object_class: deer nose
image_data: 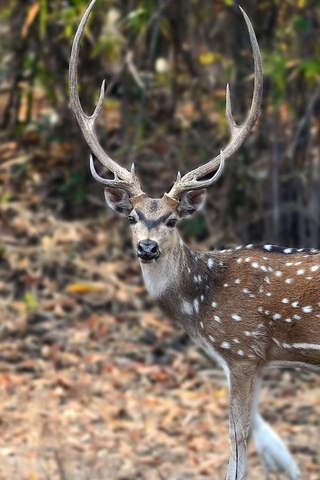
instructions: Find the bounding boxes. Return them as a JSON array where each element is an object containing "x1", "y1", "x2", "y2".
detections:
[{"x1": 137, "y1": 239, "x2": 160, "y2": 261}]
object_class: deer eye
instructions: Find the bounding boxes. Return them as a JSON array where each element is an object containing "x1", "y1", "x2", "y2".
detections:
[
  {"x1": 128, "y1": 215, "x2": 137, "y2": 225},
  {"x1": 166, "y1": 217, "x2": 177, "y2": 228}
]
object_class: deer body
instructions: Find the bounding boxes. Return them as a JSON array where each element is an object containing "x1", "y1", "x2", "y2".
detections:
[
  {"x1": 69, "y1": 2, "x2": 319, "y2": 478},
  {"x1": 142, "y1": 239, "x2": 319, "y2": 480},
  {"x1": 144, "y1": 242, "x2": 320, "y2": 367}
]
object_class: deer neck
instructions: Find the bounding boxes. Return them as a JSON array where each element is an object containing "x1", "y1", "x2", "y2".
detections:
[
  {"x1": 140, "y1": 239, "x2": 187, "y2": 299},
  {"x1": 140, "y1": 238, "x2": 219, "y2": 325}
]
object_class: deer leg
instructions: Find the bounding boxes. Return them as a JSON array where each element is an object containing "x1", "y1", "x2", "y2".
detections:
[
  {"x1": 252, "y1": 380, "x2": 301, "y2": 480},
  {"x1": 226, "y1": 363, "x2": 257, "y2": 480}
]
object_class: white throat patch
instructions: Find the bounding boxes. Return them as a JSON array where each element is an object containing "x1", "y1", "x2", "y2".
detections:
[{"x1": 140, "y1": 253, "x2": 180, "y2": 298}]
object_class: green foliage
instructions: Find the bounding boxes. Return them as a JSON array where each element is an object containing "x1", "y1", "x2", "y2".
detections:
[
  {"x1": 264, "y1": 49, "x2": 287, "y2": 105},
  {"x1": 298, "y1": 58, "x2": 320, "y2": 82},
  {"x1": 23, "y1": 292, "x2": 39, "y2": 312},
  {"x1": 125, "y1": 7, "x2": 150, "y2": 32},
  {"x1": 59, "y1": 170, "x2": 87, "y2": 205},
  {"x1": 40, "y1": 0, "x2": 48, "y2": 38},
  {"x1": 291, "y1": 14, "x2": 310, "y2": 33},
  {"x1": 0, "y1": 243, "x2": 6, "y2": 260}
]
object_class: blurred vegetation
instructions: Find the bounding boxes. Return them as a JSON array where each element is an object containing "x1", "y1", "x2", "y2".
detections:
[{"x1": 0, "y1": 0, "x2": 320, "y2": 248}]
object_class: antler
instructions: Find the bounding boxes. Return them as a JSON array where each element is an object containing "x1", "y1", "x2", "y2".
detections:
[
  {"x1": 69, "y1": 0, "x2": 143, "y2": 197},
  {"x1": 167, "y1": 6, "x2": 263, "y2": 200}
]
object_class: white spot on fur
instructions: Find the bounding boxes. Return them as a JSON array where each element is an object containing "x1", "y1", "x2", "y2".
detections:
[
  {"x1": 282, "y1": 342, "x2": 320, "y2": 351},
  {"x1": 311, "y1": 265, "x2": 319, "y2": 272},
  {"x1": 282, "y1": 298, "x2": 289, "y2": 304},
  {"x1": 214, "y1": 315, "x2": 221, "y2": 323},
  {"x1": 285, "y1": 278, "x2": 294, "y2": 284},
  {"x1": 235, "y1": 278, "x2": 241, "y2": 284},
  {"x1": 273, "y1": 313, "x2": 281, "y2": 320},
  {"x1": 211, "y1": 301, "x2": 217, "y2": 308},
  {"x1": 293, "y1": 314, "x2": 301, "y2": 320},
  {"x1": 237, "y1": 349, "x2": 244, "y2": 356},
  {"x1": 284, "y1": 248, "x2": 292, "y2": 253},
  {"x1": 193, "y1": 298, "x2": 199, "y2": 313},
  {"x1": 275, "y1": 270, "x2": 282, "y2": 277},
  {"x1": 302, "y1": 305, "x2": 312, "y2": 313},
  {"x1": 291, "y1": 301, "x2": 299, "y2": 308},
  {"x1": 231, "y1": 313, "x2": 242, "y2": 321},
  {"x1": 181, "y1": 300, "x2": 193, "y2": 315},
  {"x1": 221, "y1": 341, "x2": 231, "y2": 349},
  {"x1": 207, "y1": 258, "x2": 214, "y2": 269},
  {"x1": 264, "y1": 245, "x2": 272, "y2": 251},
  {"x1": 251, "y1": 262, "x2": 259, "y2": 269},
  {"x1": 297, "y1": 269, "x2": 305, "y2": 275}
]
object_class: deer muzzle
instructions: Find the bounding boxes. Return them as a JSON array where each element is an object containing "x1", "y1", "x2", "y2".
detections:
[{"x1": 137, "y1": 239, "x2": 160, "y2": 262}]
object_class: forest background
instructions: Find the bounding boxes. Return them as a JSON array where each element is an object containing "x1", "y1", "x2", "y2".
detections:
[{"x1": 0, "y1": 1, "x2": 319, "y2": 479}]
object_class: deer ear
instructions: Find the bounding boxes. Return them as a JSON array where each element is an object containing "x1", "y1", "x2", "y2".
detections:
[
  {"x1": 104, "y1": 187, "x2": 133, "y2": 216},
  {"x1": 178, "y1": 189, "x2": 207, "y2": 217}
]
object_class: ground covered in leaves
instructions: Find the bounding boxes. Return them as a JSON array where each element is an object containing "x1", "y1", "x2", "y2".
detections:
[{"x1": 0, "y1": 142, "x2": 319, "y2": 479}]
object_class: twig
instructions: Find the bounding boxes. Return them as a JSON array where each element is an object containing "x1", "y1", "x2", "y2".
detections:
[
  {"x1": 288, "y1": 82, "x2": 320, "y2": 161},
  {"x1": 125, "y1": 51, "x2": 145, "y2": 90}
]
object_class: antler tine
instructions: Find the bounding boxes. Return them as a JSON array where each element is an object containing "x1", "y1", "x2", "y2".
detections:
[
  {"x1": 69, "y1": 0, "x2": 143, "y2": 196},
  {"x1": 91, "y1": 78, "x2": 107, "y2": 121},
  {"x1": 226, "y1": 83, "x2": 238, "y2": 134},
  {"x1": 167, "y1": 6, "x2": 263, "y2": 199}
]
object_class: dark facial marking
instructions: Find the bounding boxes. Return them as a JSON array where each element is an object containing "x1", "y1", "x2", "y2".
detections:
[
  {"x1": 149, "y1": 200, "x2": 159, "y2": 213},
  {"x1": 135, "y1": 209, "x2": 172, "y2": 229}
]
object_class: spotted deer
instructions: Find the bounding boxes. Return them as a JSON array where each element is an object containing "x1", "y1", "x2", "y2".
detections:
[{"x1": 69, "y1": 1, "x2": 319, "y2": 479}]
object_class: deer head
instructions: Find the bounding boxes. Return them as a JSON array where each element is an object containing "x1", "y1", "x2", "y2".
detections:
[{"x1": 69, "y1": 0, "x2": 263, "y2": 264}]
